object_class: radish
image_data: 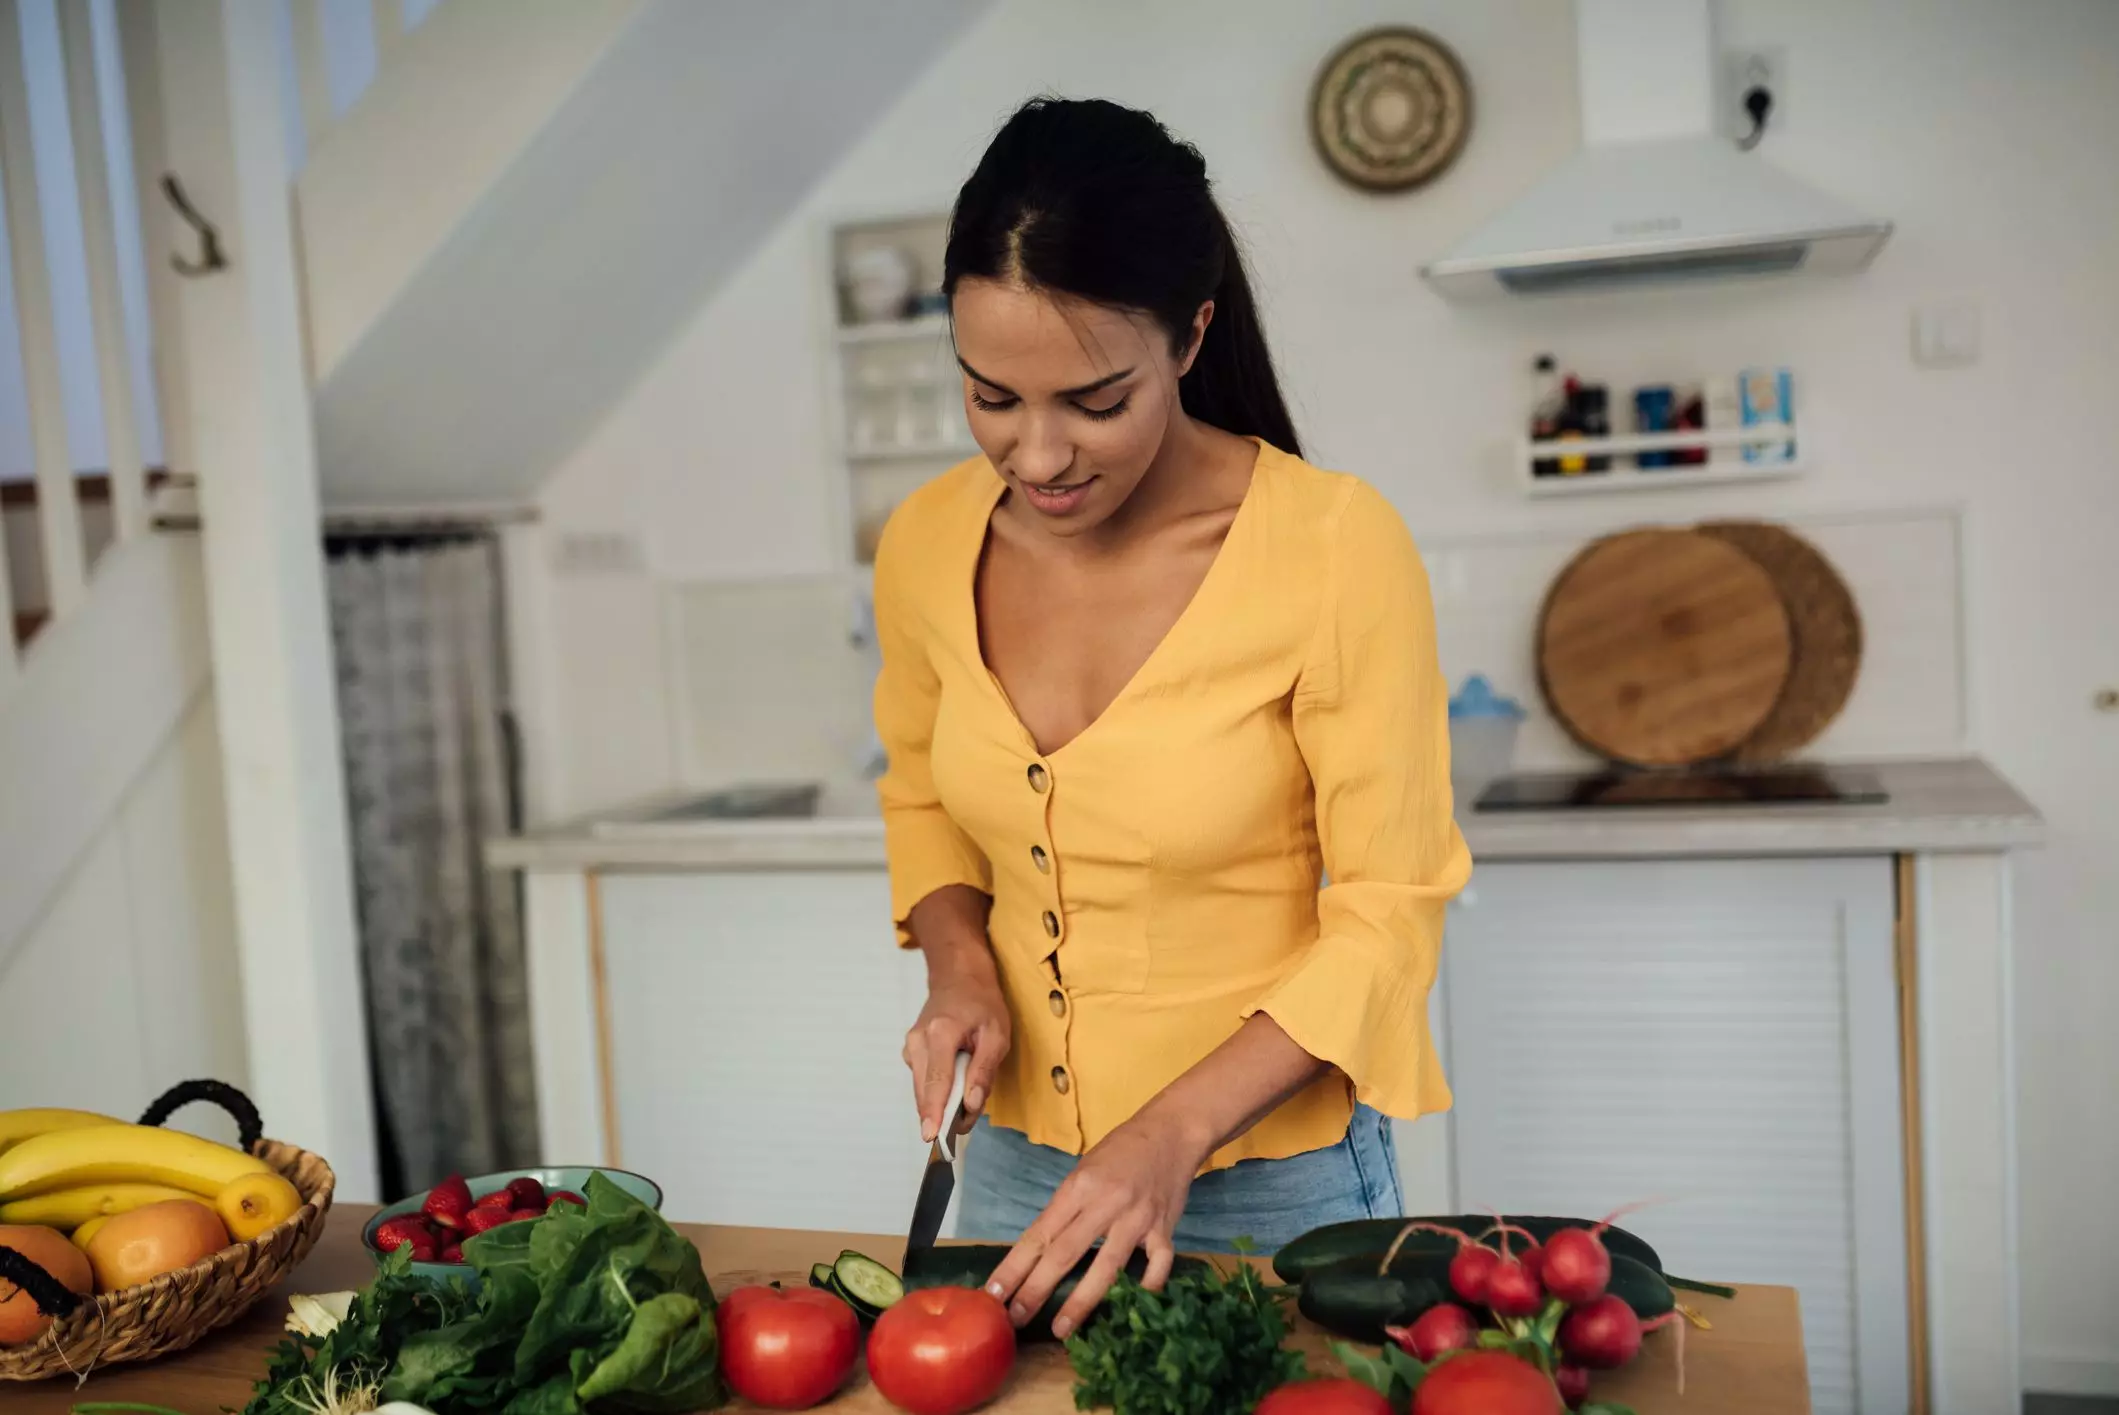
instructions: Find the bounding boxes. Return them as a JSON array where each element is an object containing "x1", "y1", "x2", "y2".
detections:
[
  {"x1": 1386, "y1": 1303, "x2": 1477, "y2": 1362},
  {"x1": 1479, "y1": 1215, "x2": 1544, "y2": 1319},
  {"x1": 1447, "y1": 1244, "x2": 1499, "y2": 1305},
  {"x1": 1540, "y1": 1227, "x2": 1610, "y2": 1305},
  {"x1": 1560, "y1": 1293, "x2": 1687, "y2": 1390},
  {"x1": 1555, "y1": 1363, "x2": 1591, "y2": 1410}
]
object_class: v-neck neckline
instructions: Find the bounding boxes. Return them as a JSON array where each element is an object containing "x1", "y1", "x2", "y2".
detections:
[{"x1": 965, "y1": 439, "x2": 1267, "y2": 761}]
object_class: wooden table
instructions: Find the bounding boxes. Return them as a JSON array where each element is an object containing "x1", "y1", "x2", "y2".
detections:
[{"x1": 12, "y1": 1207, "x2": 1810, "y2": 1413}]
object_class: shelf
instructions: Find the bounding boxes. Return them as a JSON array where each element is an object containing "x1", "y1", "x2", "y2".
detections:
[
  {"x1": 1521, "y1": 421, "x2": 1802, "y2": 497},
  {"x1": 835, "y1": 312, "x2": 951, "y2": 345},
  {"x1": 847, "y1": 440, "x2": 979, "y2": 463},
  {"x1": 1525, "y1": 459, "x2": 1804, "y2": 498}
]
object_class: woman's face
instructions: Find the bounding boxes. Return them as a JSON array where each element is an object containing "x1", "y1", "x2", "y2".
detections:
[{"x1": 951, "y1": 277, "x2": 1206, "y2": 536}]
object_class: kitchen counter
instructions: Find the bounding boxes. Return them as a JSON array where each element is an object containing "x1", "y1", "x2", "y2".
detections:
[
  {"x1": 11, "y1": 1206, "x2": 1811, "y2": 1414},
  {"x1": 486, "y1": 755, "x2": 2040, "y2": 872}
]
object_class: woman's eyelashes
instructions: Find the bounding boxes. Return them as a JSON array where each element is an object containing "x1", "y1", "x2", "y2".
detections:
[{"x1": 967, "y1": 387, "x2": 1130, "y2": 421}]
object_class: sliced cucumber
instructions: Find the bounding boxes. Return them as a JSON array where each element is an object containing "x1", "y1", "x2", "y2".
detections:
[
  {"x1": 830, "y1": 1250, "x2": 904, "y2": 1317},
  {"x1": 809, "y1": 1262, "x2": 836, "y2": 1291}
]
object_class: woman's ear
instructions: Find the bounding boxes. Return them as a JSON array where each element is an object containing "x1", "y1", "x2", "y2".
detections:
[{"x1": 1175, "y1": 300, "x2": 1216, "y2": 377}]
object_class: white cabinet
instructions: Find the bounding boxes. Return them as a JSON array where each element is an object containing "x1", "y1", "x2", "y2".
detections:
[
  {"x1": 1437, "y1": 858, "x2": 1907, "y2": 1415},
  {"x1": 596, "y1": 870, "x2": 932, "y2": 1235}
]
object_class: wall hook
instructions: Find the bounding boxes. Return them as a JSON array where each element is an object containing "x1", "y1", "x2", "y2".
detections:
[{"x1": 160, "y1": 174, "x2": 227, "y2": 277}]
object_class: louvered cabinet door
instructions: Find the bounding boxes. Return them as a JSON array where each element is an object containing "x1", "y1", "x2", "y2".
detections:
[{"x1": 1441, "y1": 858, "x2": 1908, "y2": 1415}]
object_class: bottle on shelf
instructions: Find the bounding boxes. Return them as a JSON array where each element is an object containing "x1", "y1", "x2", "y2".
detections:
[
  {"x1": 1571, "y1": 382, "x2": 1611, "y2": 472},
  {"x1": 1529, "y1": 354, "x2": 1566, "y2": 478}
]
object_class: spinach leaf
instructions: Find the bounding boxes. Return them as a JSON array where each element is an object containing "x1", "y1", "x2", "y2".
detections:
[{"x1": 575, "y1": 1291, "x2": 727, "y2": 1411}]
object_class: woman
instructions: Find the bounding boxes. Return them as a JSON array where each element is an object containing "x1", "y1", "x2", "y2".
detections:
[{"x1": 873, "y1": 97, "x2": 1470, "y2": 1340}]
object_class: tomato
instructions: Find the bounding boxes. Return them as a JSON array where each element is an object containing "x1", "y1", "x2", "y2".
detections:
[
  {"x1": 865, "y1": 1286, "x2": 1015, "y2": 1415},
  {"x1": 1255, "y1": 1376, "x2": 1395, "y2": 1413},
  {"x1": 1411, "y1": 1349, "x2": 1562, "y2": 1415},
  {"x1": 717, "y1": 1284, "x2": 860, "y2": 1410}
]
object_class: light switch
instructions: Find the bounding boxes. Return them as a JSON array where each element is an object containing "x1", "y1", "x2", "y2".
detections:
[{"x1": 1911, "y1": 301, "x2": 1981, "y2": 368}]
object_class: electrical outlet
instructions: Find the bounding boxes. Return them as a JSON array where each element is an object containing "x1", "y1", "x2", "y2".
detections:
[
  {"x1": 552, "y1": 530, "x2": 645, "y2": 576},
  {"x1": 1722, "y1": 46, "x2": 1786, "y2": 142}
]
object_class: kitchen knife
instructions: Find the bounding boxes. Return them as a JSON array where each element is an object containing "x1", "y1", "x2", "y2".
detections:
[{"x1": 904, "y1": 1051, "x2": 971, "y2": 1259}]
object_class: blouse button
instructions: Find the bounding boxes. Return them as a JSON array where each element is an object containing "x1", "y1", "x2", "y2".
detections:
[
  {"x1": 1047, "y1": 989, "x2": 1067, "y2": 1018},
  {"x1": 1031, "y1": 844, "x2": 1050, "y2": 874},
  {"x1": 1041, "y1": 910, "x2": 1061, "y2": 939},
  {"x1": 1027, "y1": 763, "x2": 1050, "y2": 794},
  {"x1": 1050, "y1": 1065, "x2": 1071, "y2": 1095}
]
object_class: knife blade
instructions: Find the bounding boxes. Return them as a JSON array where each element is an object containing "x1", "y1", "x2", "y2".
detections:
[{"x1": 905, "y1": 1052, "x2": 971, "y2": 1258}]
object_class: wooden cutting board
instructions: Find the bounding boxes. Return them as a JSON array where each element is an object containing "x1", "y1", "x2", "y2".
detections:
[
  {"x1": 1538, "y1": 528, "x2": 1793, "y2": 767},
  {"x1": 1698, "y1": 520, "x2": 1863, "y2": 763}
]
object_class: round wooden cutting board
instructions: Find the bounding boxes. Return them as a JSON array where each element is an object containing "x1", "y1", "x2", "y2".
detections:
[
  {"x1": 1698, "y1": 520, "x2": 1863, "y2": 763},
  {"x1": 1538, "y1": 528, "x2": 1794, "y2": 767}
]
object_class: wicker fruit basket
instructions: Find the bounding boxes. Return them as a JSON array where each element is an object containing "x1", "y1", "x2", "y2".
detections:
[{"x1": 0, "y1": 1081, "x2": 335, "y2": 1381}]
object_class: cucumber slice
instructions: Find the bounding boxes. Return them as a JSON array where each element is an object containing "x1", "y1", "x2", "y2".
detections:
[
  {"x1": 809, "y1": 1262, "x2": 836, "y2": 1291},
  {"x1": 831, "y1": 1250, "x2": 904, "y2": 1316}
]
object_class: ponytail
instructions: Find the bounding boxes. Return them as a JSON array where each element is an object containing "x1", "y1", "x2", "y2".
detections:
[{"x1": 945, "y1": 97, "x2": 1303, "y2": 457}]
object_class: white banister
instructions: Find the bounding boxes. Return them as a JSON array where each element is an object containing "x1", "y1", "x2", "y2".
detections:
[
  {"x1": 0, "y1": 0, "x2": 88, "y2": 620},
  {"x1": 116, "y1": 0, "x2": 191, "y2": 479},
  {"x1": 291, "y1": 0, "x2": 331, "y2": 148},
  {"x1": 58, "y1": 0, "x2": 148, "y2": 546},
  {"x1": 370, "y1": 0, "x2": 400, "y2": 62}
]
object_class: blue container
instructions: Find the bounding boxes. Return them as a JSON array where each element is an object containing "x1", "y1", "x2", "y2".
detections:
[
  {"x1": 361, "y1": 1165, "x2": 665, "y2": 1287},
  {"x1": 1633, "y1": 385, "x2": 1676, "y2": 467}
]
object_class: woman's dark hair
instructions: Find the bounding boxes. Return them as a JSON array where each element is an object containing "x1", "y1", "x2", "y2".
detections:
[{"x1": 944, "y1": 97, "x2": 1301, "y2": 458}]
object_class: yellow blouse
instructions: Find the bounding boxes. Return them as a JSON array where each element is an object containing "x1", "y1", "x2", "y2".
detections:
[{"x1": 873, "y1": 440, "x2": 1471, "y2": 1171}]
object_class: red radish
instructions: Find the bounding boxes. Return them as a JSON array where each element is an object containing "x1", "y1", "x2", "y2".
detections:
[
  {"x1": 1447, "y1": 1244, "x2": 1500, "y2": 1305},
  {"x1": 1485, "y1": 1256, "x2": 1544, "y2": 1317},
  {"x1": 1555, "y1": 1364, "x2": 1591, "y2": 1409},
  {"x1": 1541, "y1": 1228, "x2": 1611, "y2": 1305},
  {"x1": 1387, "y1": 1303, "x2": 1478, "y2": 1362},
  {"x1": 1559, "y1": 1294, "x2": 1642, "y2": 1368},
  {"x1": 1519, "y1": 1241, "x2": 1545, "y2": 1283},
  {"x1": 421, "y1": 1174, "x2": 473, "y2": 1231}
]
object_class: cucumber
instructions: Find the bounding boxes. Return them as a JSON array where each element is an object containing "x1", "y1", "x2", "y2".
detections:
[
  {"x1": 809, "y1": 1262, "x2": 836, "y2": 1291},
  {"x1": 1295, "y1": 1258, "x2": 1445, "y2": 1343},
  {"x1": 901, "y1": 1244, "x2": 1212, "y2": 1342},
  {"x1": 829, "y1": 1250, "x2": 904, "y2": 1319},
  {"x1": 1272, "y1": 1215, "x2": 1664, "y2": 1283},
  {"x1": 1606, "y1": 1253, "x2": 1675, "y2": 1320}
]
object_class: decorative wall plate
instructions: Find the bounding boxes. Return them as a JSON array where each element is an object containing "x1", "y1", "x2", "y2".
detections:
[{"x1": 1310, "y1": 27, "x2": 1472, "y2": 192}]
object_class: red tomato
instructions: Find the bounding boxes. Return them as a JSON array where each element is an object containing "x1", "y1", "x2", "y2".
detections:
[
  {"x1": 1255, "y1": 1376, "x2": 1395, "y2": 1413},
  {"x1": 865, "y1": 1286, "x2": 1015, "y2": 1415},
  {"x1": 718, "y1": 1285, "x2": 860, "y2": 1410},
  {"x1": 1411, "y1": 1349, "x2": 1562, "y2": 1415}
]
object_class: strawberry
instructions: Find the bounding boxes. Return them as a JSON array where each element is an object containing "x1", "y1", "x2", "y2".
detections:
[
  {"x1": 408, "y1": 1238, "x2": 439, "y2": 1263},
  {"x1": 422, "y1": 1174, "x2": 474, "y2": 1231},
  {"x1": 373, "y1": 1214, "x2": 435, "y2": 1254},
  {"x1": 547, "y1": 1190, "x2": 588, "y2": 1210},
  {"x1": 474, "y1": 1188, "x2": 515, "y2": 1210},
  {"x1": 438, "y1": 1243, "x2": 465, "y2": 1264},
  {"x1": 504, "y1": 1176, "x2": 547, "y2": 1211},
  {"x1": 462, "y1": 1205, "x2": 514, "y2": 1237},
  {"x1": 505, "y1": 1209, "x2": 540, "y2": 1224}
]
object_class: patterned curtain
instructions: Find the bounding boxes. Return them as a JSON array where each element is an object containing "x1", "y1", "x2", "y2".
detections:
[{"x1": 326, "y1": 537, "x2": 539, "y2": 1196}]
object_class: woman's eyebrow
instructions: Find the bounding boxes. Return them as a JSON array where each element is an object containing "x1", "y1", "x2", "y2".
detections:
[{"x1": 956, "y1": 358, "x2": 1136, "y2": 399}]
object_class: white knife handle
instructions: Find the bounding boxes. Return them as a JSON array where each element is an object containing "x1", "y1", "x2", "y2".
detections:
[{"x1": 938, "y1": 1051, "x2": 971, "y2": 1162}]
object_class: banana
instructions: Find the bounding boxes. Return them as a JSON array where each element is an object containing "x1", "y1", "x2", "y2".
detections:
[
  {"x1": 0, "y1": 1108, "x2": 121, "y2": 1157},
  {"x1": 0, "y1": 1123, "x2": 269, "y2": 1202},
  {"x1": 71, "y1": 1215, "x2": 111, "y2": 1251},
  {"x1": 0, "y1": 1181, "x2": 198, "y2": 1230},
  {"x1": 216, "y1": 1171, "x2": 304, "y2": 1241}
]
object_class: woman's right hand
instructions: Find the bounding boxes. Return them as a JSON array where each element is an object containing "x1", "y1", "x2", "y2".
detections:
[{"x1": 903, "y1": 953, "x2": 1012, "y2": 1144}]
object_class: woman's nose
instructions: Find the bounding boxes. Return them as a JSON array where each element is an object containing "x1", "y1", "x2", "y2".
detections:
[{"x1": 1011, "y1": 414, "x2": 1074, "y2": 484}]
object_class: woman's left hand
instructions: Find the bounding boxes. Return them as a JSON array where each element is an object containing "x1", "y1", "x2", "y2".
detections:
[{"x1": 982, "y1": 1107, "x2": 1209, "y2": 1339}]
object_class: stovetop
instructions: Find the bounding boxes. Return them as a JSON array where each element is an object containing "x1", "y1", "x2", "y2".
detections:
[{"x1": 1474, "y1": 764, "x2": 1889, "y2": 811}]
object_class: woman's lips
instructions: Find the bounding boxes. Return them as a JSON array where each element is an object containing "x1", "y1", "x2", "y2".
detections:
[{"x1": 1017, "y1": 476, "x2": 1095, "y2": 516}]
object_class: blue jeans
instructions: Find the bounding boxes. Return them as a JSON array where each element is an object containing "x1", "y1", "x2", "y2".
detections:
[{"x1": 956, "y1": 1105, "x2": 1404, "y2": 1254}]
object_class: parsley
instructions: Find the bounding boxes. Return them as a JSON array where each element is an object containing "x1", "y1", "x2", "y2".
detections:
[{"x1": 1065, "y1": 1265, "x2": 1307, "y2": 1415}]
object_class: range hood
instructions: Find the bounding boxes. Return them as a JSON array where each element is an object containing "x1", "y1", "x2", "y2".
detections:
[{"x1": 1421, "y1": 0, "x2": 1891, "y2": 299}]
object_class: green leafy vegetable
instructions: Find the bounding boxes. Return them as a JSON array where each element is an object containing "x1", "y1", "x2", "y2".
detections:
[
  {"x1": 1331, "y1": 1339, "x2": 1428, "y2": 1407},
  {"x1": 1065, "y1": 1264, "x2": 1306, "y2": 1415},
  {"x1": 242, "y1": 1174, "x2": 725, "y2": 1415}
]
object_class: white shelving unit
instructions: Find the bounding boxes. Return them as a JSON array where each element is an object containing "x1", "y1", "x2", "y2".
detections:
[{"x1": 1521, "y1": 422, "x2": 1802, "y2": 498}]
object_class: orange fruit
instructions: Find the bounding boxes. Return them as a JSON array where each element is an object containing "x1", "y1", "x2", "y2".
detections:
[
  {"x1": 84, "y1": 1199, "x2": 229, "y2": 1293},
  {"x1": 0, "y1": 1224, "x2": 92, "y2": 1345}
]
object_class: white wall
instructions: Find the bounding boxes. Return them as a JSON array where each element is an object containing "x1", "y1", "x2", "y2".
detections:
[
  {"x1": 0, "y1": 691, "x2": 247, "y2": 1143},
  {"x1": 528, "y1": 0, "x2": 2119, "y2": 1387}
]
